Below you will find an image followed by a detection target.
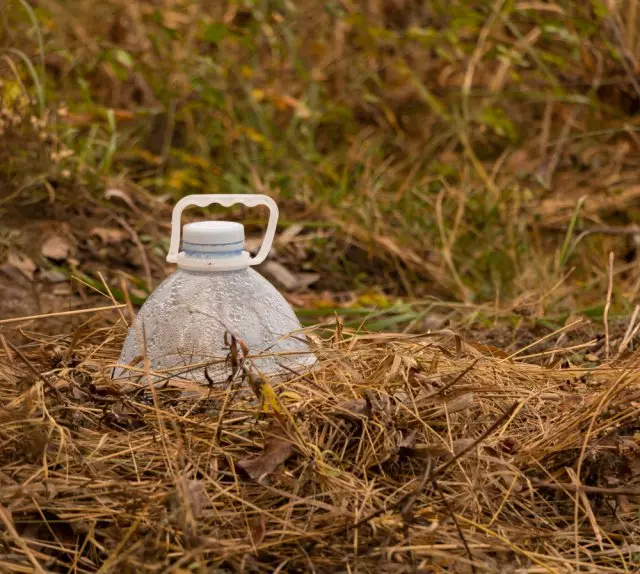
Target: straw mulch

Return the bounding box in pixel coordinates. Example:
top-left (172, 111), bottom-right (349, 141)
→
top-left (0, 320), bottom-right (639, 573)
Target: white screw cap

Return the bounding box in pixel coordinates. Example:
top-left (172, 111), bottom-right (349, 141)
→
top-left (182, 221), bottom-right (245, 250)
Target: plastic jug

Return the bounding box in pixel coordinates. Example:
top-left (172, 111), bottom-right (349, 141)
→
top-left (113, 194), bottom-right (316, 383)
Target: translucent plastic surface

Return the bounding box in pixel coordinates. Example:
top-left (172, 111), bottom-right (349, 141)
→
top-left (113, 268), bottom-right (315, 382)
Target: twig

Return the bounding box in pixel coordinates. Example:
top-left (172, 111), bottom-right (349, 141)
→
top-left (97, 272), bottom-right (128, 325)
top-left (531, 481), bottom-right (640, 497)
top-left (400, 457), bottom-right (433, 524)
top-left (616, 304), bottom-right (640, 358)
top-left (347, 401), bottom-right (519, 531)
top-left (0, 505), bottom-right (46, 574)
top-left (400, 458), bottom-right (435, 572)
top-left (433, 479), bottom-right (476, 574)
top-left (0, 304), bottom-right (127, 325)
top-left (566, 467), bottom-right (603, 551)
top-left (114, 215), bottom-right (153, 292)
top-left (502, 319), bottom-right (584, 362)
top-left (0, 333), bottom-right (14, 363)
top-left (420, 359), bottom-right (479, 401)
top-left (432, 401), bottom-right (518, 478)
top-left (7, 340), bottom-right (65, 402)
top-left (604, 252), bottom-right (614, 361)
top-left (541, 224), bottom-right (640, 266)
top-left (119, 277), bottom-right (137, 326)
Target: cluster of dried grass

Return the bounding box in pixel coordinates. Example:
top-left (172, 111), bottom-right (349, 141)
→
top-left (0, 317), bottom-right (639, 573)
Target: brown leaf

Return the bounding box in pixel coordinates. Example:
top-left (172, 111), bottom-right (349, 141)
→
top-left (90, 227), bottom-right (128, 244)
top-left (178, 477), bottom-right (206, 520)
top-left (466, 341), bottom-right (508, 359)
top-left (399, 429), bottom-right (417, 449)
top-left (7, 251), bottom-right (36, 280)
top-left (330, 398), bottom-right (369, 421)
top-left (249, 514), bottom-right (266, 546)
top-left (41, 235), bottom-right (71, 261)
top-left (429, 392), bottom-right (475, 417)
top-left (261, 261), bottom-right (300, 291)
top-left (237, 426), bottom-right (295, 480)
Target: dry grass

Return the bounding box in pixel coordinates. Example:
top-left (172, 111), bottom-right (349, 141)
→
top-left (1, 315), bottom-right (638, 572)
top-left (2, 2), bottom-right (640, 570)
top-left (5, 0), bottom-right (640, 323)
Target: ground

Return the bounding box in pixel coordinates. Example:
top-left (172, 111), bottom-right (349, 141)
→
top-left (1, 1), bottom-right (639, 572)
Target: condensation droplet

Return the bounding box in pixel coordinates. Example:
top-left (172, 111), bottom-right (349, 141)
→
top-left (114, 268), bottom-right (315, 382)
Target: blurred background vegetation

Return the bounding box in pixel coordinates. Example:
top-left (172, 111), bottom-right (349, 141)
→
top-left (2, 0), bottom-right (640, 334)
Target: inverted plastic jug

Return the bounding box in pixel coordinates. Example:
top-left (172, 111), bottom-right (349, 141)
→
top-left (113, 194), bottom-right (316, 383)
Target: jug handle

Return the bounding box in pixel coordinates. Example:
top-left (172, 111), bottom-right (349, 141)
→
top-left (166, 194), bottom-right (279, 265)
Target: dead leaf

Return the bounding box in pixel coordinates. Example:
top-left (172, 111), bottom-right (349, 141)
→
top-left (276, 223), bottom-right (304, 246)
top-left (330, 398), bottom-right (369, 421)
top-left (105, 188), bottom-right (140, 214)
top-left (178, 477), bottom-right (206, 520)
top-left (494, 471), bottom-right (524, 493)
top-left (7, 251), bottom-right (36, 280)
top-left (296, 272), bottom-right (321, 289)
top-left (39, 269), bottom-right (67, 283)
top-left (430, 392), bottom-right (475, 417)
top-left (466, 341), bottom-right (508, 359)
top-left (423, 314), bottom-right (447, 331)
top-left (167, 476), bottom-right (207, 536)
top-left (41, 235), bottom-right (71, 261)
top-left (249, 514), bottom-right (266, 546)
top-left (237, 424), bottom-right (295, 480)
top-left (90, 227), bottom-right (128, 244)
top-left (261, 261), bottom-right (300, 290)
top-left (399, 429), bottom-right (417, 449)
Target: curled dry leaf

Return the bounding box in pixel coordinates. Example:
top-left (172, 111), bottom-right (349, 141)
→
top-left (7, 251), bottom-right (36, 280)
top-left (105, 188), bottom-right (139, 213)
top-left (90, 227), bottom-right (128, 244)
top-left (41, 235), bottom-right (71, 261)
top-left (237, 424), bottom-right (295, 480)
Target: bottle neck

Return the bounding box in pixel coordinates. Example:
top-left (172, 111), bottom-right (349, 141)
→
top-left (175, 249), bottom-right (251, 271)
top-left (182, 240), bottom-right (244, 259)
